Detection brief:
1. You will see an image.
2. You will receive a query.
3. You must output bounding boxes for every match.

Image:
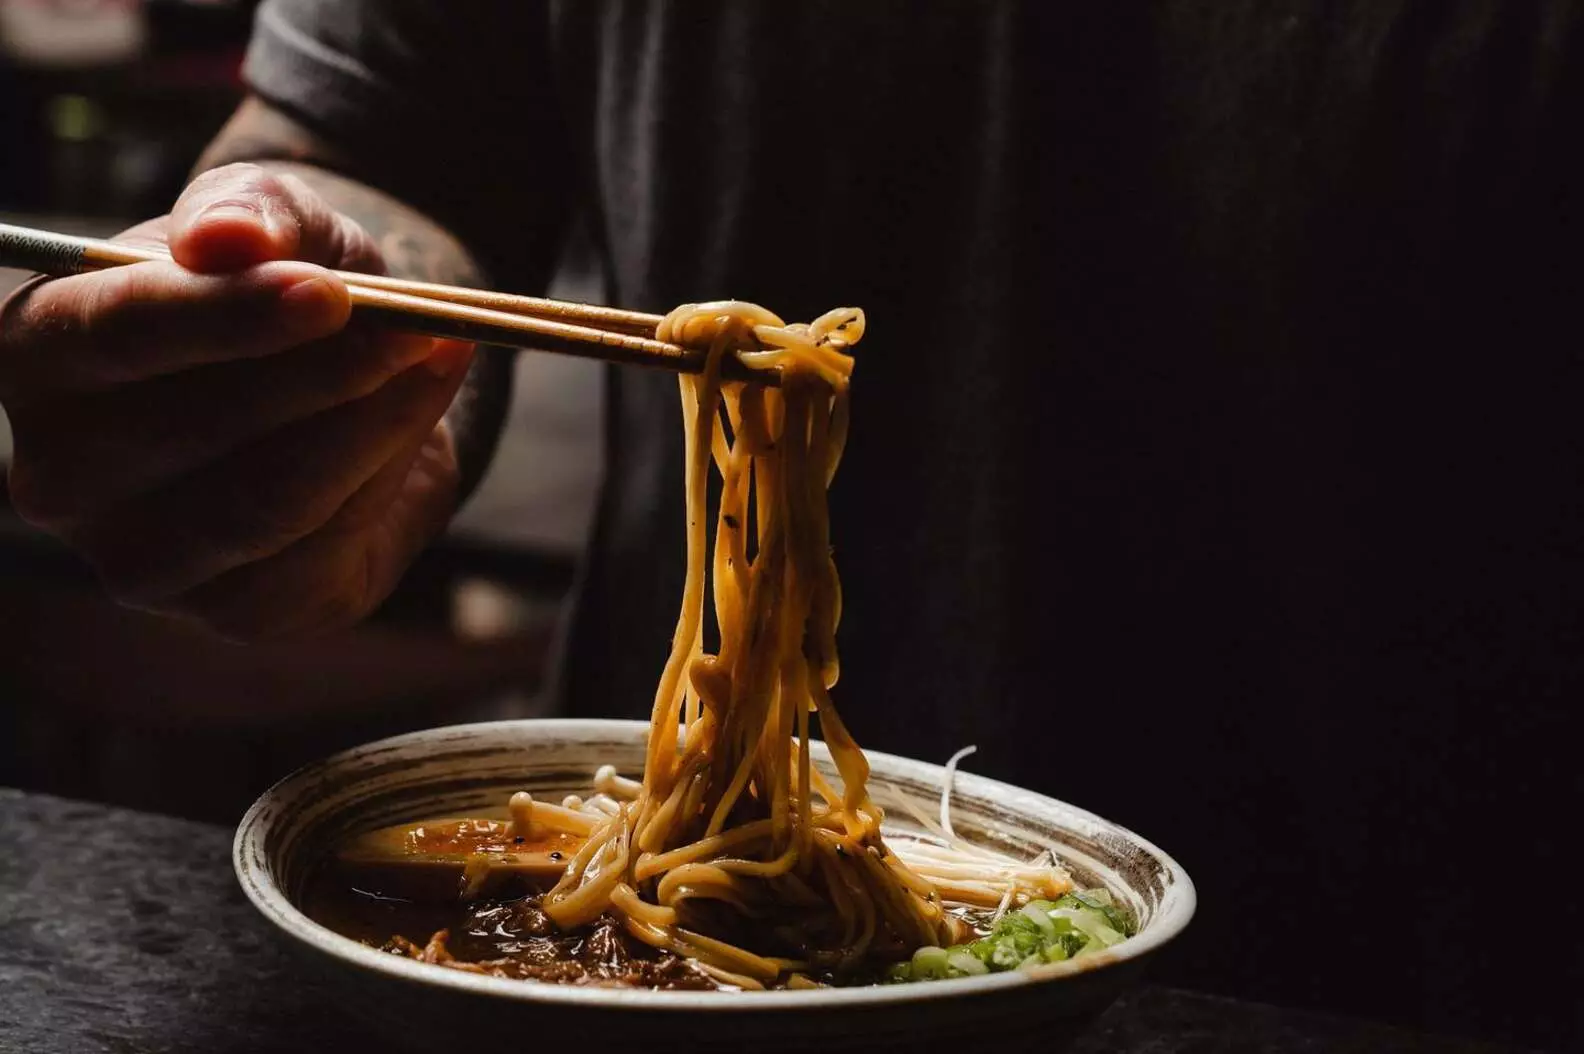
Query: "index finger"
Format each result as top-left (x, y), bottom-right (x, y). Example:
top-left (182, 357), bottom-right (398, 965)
top-left (0, 258), bottom-right (350, 403)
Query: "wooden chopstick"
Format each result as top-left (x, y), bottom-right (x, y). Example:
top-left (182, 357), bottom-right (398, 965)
top-left (350, 271), bottom-right (664, 337)
top-left (0, 222), bottom-right (775, 385)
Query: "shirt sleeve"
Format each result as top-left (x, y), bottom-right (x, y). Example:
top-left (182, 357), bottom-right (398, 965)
top-left (240, 0), bottom-right (571, 288)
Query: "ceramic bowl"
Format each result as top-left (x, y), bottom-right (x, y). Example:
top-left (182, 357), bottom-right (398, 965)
top-left (234, 719), bottom-right (1194, 1053)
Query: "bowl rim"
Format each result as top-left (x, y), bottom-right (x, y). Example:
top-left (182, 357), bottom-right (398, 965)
top-left (234, 717), bottom-right (1195, 1012)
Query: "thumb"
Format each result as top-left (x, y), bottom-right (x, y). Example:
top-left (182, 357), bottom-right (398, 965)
top-left (167, 163), bottom-right (380, 275)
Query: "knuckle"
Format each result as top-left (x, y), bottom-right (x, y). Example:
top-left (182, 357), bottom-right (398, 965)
top-left (200, 605), bottom-right (280, 644)
top-left (310, 332), bottom-right (402, 406)
top-left (4, 460), bottom-right (70, 529)
top-left (328, 492), bottom-right (389, 536)
top-left (210, 483), bottom-right (330, 559)
top-left (272, 171), bottom-right (321, 210)
top-left (276, 172), bottom-right (378, 269)
top-left (101, 575), bottom-right (159, 609)
top-left (307, 591), bottom-right (373, 635)
top-left (333, 214), bottom-right (384, 273)
top-left (1, 276), bottom-right (80, 359)
top-left (75, 527), bottom-right (177, 607)
top-left (250, 508), bottom-right (320, 553)
top-left (92, 466), bottom-right (340, 607)
top-left (299, 334), bottom-right (371, 405)
top-left (67, 502), bottom-right (224, 608)
top-left (59, 274), bottom-right (147, 379)
top-left (72, 271), bottom-right (120, 335)
top-left (2, 429), bottom-right (113, 528)
top-left (0, 285), bottom-right (46, 403)
top-left (130, 571), bottom-right (263, 640)
top-left (92, 551), bottom-right (168, 608)
top-left (269, 171), bottom-right (327, 231)
top-left (69, 267), bottom-right (149, 344)
top-left (250, 167), bottom-right (291, 200)
top-left (0, 276), bottom-right (45, 345)
top-left (96, 545), bottom-right (213, 611)
top-left (186, 563), bottom-right (370, 643)
top-left (4, 265), bottom-right (185, 370)
top-left (306, 559), bottom-right (380, 634)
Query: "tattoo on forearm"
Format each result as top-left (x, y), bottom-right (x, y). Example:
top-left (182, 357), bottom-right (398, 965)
top-left (272, 164), bottom-right (483, 286)
top-left (194, 98), bottom-right (513, 505)
top-left (264, 167), bottom-right (511, 503)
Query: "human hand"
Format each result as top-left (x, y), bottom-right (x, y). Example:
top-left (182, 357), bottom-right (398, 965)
top-left (0, 163), bottom-right (475, 639)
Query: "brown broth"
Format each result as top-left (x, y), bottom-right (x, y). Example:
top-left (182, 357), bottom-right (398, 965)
top-left (303, 866), bottom-right (722, 990)
top-left (303, 819), bottom-right (999, 991)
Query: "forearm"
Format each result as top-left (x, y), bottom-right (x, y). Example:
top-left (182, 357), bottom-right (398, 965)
top-left (193, 99), bottom-right (511, 504)
top-left (262, 162), bottom-right (512, 505)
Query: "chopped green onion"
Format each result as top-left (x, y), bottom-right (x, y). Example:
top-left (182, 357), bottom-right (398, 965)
top-left (1055, 890), bottom-right (1136, 937)
top-left (890, 888), bottom-right (1134, 984)
top-left (1051, 908), bottom-right (1125, 949)
top-left (1019, 902), bottom-right (1058, 939)
top-left (946, 950), bottom-right (989, 976)
top-left (910, 945), bottom-right (950, 978)
top-left (1042, 939), bottom-right (1073, 963)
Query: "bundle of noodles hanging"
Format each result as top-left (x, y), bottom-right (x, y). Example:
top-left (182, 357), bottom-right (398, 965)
top-left (311, 300), bottom-right (1089, 990)
top-left (539, 301), bottom-right (957, 987)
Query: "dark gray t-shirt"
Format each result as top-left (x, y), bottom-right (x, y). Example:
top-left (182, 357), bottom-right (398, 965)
top-left (245, 3), bottom-right (1582, 1045)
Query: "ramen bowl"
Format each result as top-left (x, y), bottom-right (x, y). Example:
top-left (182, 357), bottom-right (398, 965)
top-left (234, 719), bottom-right (1194, 1053)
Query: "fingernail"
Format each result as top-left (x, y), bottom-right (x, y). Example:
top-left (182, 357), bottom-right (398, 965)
top-left (280, 276), bottom-right (348, 337)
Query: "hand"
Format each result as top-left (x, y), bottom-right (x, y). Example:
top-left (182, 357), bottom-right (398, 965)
top-left (0, 163), bottom-right (475, 639)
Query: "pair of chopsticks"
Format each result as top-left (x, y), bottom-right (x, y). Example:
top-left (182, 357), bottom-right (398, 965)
top-left (0, 222), bottom-right (775, 385)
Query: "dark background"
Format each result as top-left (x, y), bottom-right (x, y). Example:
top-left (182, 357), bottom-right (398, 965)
top-left (0, 5), bottom-right (1577, 1053)
top-left (0, 0), bottom-right (585, 822)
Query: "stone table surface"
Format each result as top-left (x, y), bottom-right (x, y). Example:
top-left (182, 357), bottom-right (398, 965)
top-left (0, 788), bottom-right (1539, 1054)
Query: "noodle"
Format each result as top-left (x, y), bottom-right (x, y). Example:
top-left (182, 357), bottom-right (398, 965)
top-left (371, 301), bottom-right (1075, 985)
top-left (539, 300), bottom-right (955, 975)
